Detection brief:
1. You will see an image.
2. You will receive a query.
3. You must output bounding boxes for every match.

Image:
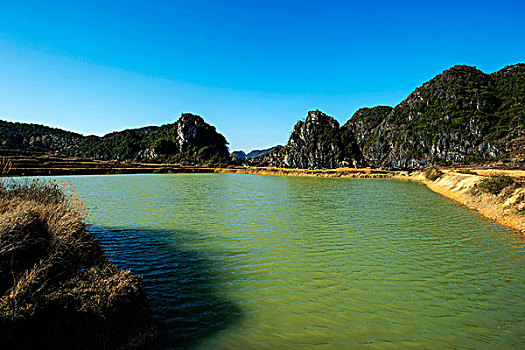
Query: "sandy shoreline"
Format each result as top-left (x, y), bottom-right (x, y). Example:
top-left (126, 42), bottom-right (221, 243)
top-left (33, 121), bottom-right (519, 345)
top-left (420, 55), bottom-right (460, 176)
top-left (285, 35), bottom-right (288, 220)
top-left (405, 171), bottom-right (525, 236)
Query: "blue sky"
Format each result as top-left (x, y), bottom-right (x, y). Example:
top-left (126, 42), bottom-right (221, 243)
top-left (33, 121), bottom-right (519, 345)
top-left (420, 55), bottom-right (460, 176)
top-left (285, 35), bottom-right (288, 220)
top-left (0, 0), bottom-right (524, 152)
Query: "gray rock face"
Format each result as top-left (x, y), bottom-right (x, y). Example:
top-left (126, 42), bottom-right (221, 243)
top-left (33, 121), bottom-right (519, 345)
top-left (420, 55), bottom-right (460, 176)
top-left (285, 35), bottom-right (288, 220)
top-left (176, 114), bottom-right (201, 152)
top-left (263, 110), bottom-right (364, 169)
top-left (148, 113), bottom-right (230, 163)
top-left (341, 64), bottom-right (524, 169)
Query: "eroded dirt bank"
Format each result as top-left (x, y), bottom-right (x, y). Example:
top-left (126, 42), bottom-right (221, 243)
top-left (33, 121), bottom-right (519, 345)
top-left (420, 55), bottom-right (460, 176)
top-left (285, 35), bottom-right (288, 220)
top-left (405, 171), bottom-right (525, 236)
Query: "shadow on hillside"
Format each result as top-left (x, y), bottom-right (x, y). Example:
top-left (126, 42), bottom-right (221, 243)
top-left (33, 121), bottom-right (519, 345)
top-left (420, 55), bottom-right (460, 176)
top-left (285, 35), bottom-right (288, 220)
top-left (88, 225), bottom-right (242, 350)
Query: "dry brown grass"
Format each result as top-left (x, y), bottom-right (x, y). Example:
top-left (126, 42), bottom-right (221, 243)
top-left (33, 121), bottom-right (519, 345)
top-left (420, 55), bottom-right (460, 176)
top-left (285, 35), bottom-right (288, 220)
top-left (0, 157), bottom-right (11, 176)
top-left (214, 166), bottom-right (391, 178)
top-left (0, 180), bottom-right (155, 349)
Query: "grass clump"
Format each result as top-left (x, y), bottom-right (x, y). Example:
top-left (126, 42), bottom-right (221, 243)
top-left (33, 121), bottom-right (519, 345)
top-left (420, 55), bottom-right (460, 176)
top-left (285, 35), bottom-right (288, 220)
top-left (423, 166), bottom-right (444, 181)
top-left (0, 180), bottom-right (155, 349)
top-left (475, 174), bottom-right (515, 195)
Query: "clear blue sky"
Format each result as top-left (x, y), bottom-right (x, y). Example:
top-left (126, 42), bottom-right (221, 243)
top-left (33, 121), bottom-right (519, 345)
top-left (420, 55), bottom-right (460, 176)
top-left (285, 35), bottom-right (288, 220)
top-left (0, 0), bottom-right (523, 152)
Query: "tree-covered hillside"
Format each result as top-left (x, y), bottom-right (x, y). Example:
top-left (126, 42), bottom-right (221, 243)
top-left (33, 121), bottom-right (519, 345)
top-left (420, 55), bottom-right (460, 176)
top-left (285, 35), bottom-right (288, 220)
top-left (343, 63), bottom-right (525, 168)
top-left (0, 114), bottom-right (230, 165)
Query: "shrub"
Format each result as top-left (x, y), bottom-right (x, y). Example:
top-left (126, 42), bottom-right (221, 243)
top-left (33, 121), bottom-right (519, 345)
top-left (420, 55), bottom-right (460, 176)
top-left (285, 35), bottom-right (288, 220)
top-left (424, 166), bottom-right (444, 181)
top-left (475, 174), bottom-right (515, 195)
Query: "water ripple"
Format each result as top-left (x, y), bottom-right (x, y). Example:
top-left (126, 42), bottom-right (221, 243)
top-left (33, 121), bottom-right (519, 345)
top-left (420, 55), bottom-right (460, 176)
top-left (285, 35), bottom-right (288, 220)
top-left (57, 173), bottom-right (525, 349)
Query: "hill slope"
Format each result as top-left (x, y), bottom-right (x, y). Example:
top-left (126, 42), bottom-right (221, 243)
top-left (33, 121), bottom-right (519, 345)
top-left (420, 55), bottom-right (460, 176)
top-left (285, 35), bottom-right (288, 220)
top-left (0, 114), bottom-right (229, 164)
top-left (260, 110), bottom-right (364, 168)
top-left (262, 63), bottom-right (524, 169)
top-left (1, 64), bottom-right (523, 170)
top-left (343, 64), bottom-right (524, 169)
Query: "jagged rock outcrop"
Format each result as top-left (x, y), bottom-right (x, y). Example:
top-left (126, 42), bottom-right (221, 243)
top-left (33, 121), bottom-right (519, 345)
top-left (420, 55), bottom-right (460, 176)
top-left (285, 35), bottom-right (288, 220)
top-left (145, 113), bottom-right (230, 164)
top-left (343, 64), bottom-right (524, 169)
top-left (261, 110), bottom-right (364, 169)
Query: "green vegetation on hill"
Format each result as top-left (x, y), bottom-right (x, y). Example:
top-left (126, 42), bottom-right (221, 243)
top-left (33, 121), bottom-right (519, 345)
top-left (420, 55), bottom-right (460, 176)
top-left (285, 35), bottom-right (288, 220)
top-left (343, 63), bottom-right (525, 169)
top-left (149, 114), bottom-right (229, 164)
top-left (0, 121), bottom-right (83, 156)
top-left (80, 130), bottom-right (150, 161)
top-left (0, 114), bottom-right (229, 165)
top-left (1, 63), bottom-right (523, 169)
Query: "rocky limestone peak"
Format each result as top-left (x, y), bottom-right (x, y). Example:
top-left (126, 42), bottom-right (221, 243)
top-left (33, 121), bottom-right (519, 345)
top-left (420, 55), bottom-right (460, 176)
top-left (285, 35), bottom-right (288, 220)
top-left (291, 110), bottom-right (339, 145)
top-left (344, 64), bottom-right (524, 169)
top-left (491, 63), bottom-right (525, 105)
top-left (305, 110), bottom-right (338, 126)
top-left (491, 63), bottom-right (525, 76)
top-left (231, 150), bottom-right (246, 161)
top-left (260, 110), bottom-right (364, 169)
top-left (343, 106), bottom-right (393, 162)
top-left (397, 65), bottom-right (493, 113)
top-left (176, 113), bottom-right (204, 149)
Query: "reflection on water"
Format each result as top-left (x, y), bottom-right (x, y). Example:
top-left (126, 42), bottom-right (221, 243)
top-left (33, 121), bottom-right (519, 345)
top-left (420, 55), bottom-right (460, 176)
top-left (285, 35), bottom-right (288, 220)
top-left (88, 226), bottom-right (241, 349)
top-left (58, 173), bottom-right (524, 349)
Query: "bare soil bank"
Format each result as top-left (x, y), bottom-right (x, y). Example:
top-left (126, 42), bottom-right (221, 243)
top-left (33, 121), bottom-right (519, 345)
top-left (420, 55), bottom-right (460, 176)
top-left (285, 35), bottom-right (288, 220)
top-left (405, 171), bottom-right (525, 236)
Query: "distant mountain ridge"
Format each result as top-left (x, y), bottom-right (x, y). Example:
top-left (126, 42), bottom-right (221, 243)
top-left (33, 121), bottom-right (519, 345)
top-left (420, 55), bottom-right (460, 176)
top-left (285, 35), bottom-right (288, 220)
top-left (231, 146), bottom-right (283, 162)
top-left (1, 63), bottom-right (523, 169)
top-left (257, 63), bottom-right (524, 169)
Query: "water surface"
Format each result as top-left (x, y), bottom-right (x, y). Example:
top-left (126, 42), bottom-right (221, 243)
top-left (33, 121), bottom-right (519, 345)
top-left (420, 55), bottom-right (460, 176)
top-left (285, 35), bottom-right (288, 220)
top-left (61, 173), bottom-right (523, 349)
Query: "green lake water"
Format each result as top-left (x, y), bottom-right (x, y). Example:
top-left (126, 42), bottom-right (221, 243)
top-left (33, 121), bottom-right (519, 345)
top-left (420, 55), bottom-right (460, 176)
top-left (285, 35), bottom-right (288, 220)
top-left (58, 173), bottom-right (523, 349)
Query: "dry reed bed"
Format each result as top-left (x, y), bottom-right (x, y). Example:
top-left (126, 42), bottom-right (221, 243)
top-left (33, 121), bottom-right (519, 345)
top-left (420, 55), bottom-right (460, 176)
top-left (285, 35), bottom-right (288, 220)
top-left (0, 180), bottom-right (155, 349)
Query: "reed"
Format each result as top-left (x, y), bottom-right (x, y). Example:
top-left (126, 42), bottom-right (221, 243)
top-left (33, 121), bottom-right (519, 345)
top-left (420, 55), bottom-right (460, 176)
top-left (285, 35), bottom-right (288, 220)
top-left (0, 180), bottom-right (155, 349)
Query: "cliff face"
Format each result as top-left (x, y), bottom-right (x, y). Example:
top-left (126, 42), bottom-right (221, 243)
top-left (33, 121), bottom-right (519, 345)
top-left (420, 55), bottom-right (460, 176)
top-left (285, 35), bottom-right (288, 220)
top-left (0, 113), bottom-right (230, 164)
top-left (262, 110), bottom-right (364, 169)
top-left (343, 64), bottom-right (524, 169)
top-left (144, 113), bottom-right (230, 164)
top-left (343, 106), bottom-right (393, 165)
